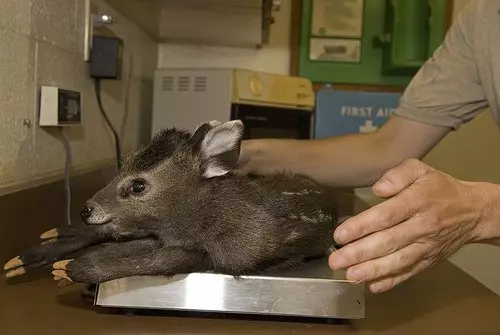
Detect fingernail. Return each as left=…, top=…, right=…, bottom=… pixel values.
left=335, top=229, right=349, bottom=244
left=332, top=254, right=346, bottom=269
left=370, top=283, right=381, bottom=293
left=373, top=179, right=391, bottom=189
left=348, top=268, right=366, bottom=282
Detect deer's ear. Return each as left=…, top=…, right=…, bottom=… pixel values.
left=198, top=120, right=244, bottom=178
left=191, top=120, right=222, bottom=144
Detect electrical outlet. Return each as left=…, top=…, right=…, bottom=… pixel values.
left=39, top=86, right=82, bottom=127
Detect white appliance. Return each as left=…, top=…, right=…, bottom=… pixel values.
left=151, top=68, right=316, bottom=139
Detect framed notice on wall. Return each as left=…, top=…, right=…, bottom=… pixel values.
left=311, top=0, right=364, bottom=38
left=309, top=37, right=361, bottom=63
left=309, top=0, right=363, bottom=63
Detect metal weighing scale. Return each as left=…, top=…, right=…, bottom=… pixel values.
left=94, top=256, right=365, bottom=321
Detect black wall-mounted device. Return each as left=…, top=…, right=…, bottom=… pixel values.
left=89, top=35, right=123, bottom=80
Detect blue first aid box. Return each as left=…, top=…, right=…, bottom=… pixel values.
left=313, top=88, right=403, bottom=139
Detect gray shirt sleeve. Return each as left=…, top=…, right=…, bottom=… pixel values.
left=394, top=1, right=489, bottom=130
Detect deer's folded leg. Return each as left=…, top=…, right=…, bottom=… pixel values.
left=51, top=241, right=210, bottom=284
left=4, top=225, right=105, bottom=279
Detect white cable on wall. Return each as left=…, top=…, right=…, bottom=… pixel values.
left=59, top=128, right=72, bottom=226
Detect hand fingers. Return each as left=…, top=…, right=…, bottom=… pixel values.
left=333, top=193, right=417, bottom=245
left=372, top=159, right=432, bottom=198
left=330, top=215, right=425, bottom=270
left=344, top=242, right=429, bottom=284
left=368, top=260, right=431, bottom=293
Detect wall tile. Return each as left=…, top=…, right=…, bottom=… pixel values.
left=0, top=29, right=35, bottom=185
left=117, top=78, right=150, bottom=150
left=36, top=41, right=88, bottom=92
left=0, top=0, right=31, bottom=36
left=31, top=0, right=78, bottom=52
left=74, top=0, right=88, bottom=57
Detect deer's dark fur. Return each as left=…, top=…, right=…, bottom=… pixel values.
left=4, top=120, right=340, bottom=284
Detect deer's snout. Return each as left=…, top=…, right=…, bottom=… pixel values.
left=79, top=201, right=113, bottom=225
left=80, top=205, right=93, bottom=220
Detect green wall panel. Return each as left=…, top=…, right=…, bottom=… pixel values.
left=298, top=0, right=448, bottom=87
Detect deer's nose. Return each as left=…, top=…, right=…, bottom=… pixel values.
left=80, top=206, right=93, bottom=220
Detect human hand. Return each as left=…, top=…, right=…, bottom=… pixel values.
left=234, top=139, right=274, bottom=176
left=329, top=159, right=500, bottom=293
left=234, top=140, right=254, bottom=175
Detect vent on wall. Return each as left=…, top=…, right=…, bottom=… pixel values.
left=178, top=76, right=190, bottom=91
left=194, top=76, right=207, bottom=92
left=162, top=76, right=174, bottom=91
left=161, top=76, right=208, bottom=92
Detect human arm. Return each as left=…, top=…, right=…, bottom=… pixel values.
left=237, top=115, right=450, bottom=188
left=237, top=1, right=487, bottom=189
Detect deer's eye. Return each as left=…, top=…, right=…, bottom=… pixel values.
left=129, top=179, right=147, bottom=195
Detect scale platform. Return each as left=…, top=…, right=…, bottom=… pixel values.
left=94, top=256, right=365, bottom=320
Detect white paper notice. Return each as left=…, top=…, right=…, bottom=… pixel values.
left=311, top=0, right=364, bottom=38
left=309, top=37, right=361, bottom=63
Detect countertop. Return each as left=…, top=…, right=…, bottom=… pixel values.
left=1, top=194, right=500, bottom=334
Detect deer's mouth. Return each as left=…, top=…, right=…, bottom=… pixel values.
left=84, top=216, right=116, bottom=225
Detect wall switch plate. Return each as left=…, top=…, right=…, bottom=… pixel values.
left=39, top=86, right=82, bottom=127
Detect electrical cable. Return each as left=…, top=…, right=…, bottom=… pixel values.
left=59, top=128, right=73, bottom=226
left=94, top=78, right=122, bottom=171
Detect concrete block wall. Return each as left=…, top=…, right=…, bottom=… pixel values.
left=0, top=0, right=158, bottom=194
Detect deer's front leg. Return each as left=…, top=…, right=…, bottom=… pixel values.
left=4, top=225, right=106, bottom=279
left=52, top=242, right=211, bottom=284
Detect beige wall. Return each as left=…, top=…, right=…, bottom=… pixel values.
left=0, top=0, right=157, bottom=194
left=423, top=112, right=500, bottom=184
